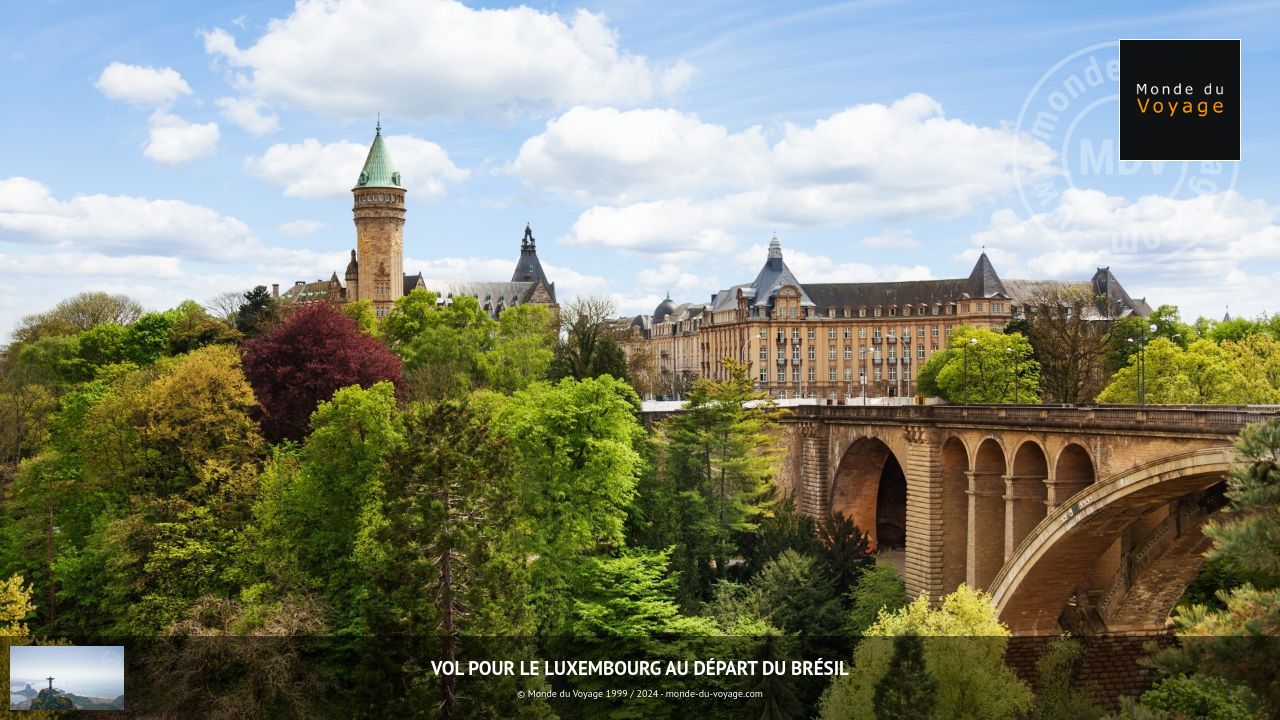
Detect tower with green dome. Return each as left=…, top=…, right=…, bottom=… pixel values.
left=350, top=120, right=406, bottom=317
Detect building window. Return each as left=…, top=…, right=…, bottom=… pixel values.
left=759, top=368, right=768, bottom=382
left=889, top=306, right=897, bottom=316
left=792, top=347, right=800, bottom=361
left=858, top=327, right=866, bottom=339
left=844, top=367, right=852, bottom=381
left=792, top=369, right=800, bottom=383
left=904, top=306, right=911, bottom=316
left=778, top=370, right=786, bottom=383
left=992, top=302, right=1004, bottom=312
left=932, top=343, right=939, bottom=352
left=759, top=347, right=767, bottom=359
left=931, top=324, right=939, bottom=337
left=873, top=328, right=882, bottom=340
left=808, top=347, right=816, bottom=360
left=829, top=368, right=837, bottom=381
left=843, top=327, right=852, bottom=339
left=808, top=368, right=816, bottom=381
left=759, top=328, right=767, bottom=339
left=860, top=348, right=867, bottom=360
left=844, top=346, right=852, bottom=360
left=807, top=328, right=815, bottom=340
left=874, top=307, right=882, bottom=317
left=828, top=347, right=836, bottom=360
left=859, top=369, right=866, bottom=382
left=875, top=369, right=882, bottom=381
left=828, top=328, right=837, bottom=340
left=977, top=302, right=984, bottom=312
left=945, top=326, right=953, bottom=337
left=917, top=345, right=925, bottom=358
left=859, top=307, right=867, bottom=317
left=828, top=308, right=835, bottom=318
left=917, top=327, right=925, bottom=337
left=889, top=368, right=897, bottom=381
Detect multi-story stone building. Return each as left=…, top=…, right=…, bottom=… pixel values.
left=621, top=237, right=1150, bottom=400
left=277, top=122, right=557, bottom=320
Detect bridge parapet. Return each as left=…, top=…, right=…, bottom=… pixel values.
left=781, top=404, right=1278, bottom=434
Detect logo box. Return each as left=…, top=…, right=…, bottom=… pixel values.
left=1119, top=39, right=1240, bottom=161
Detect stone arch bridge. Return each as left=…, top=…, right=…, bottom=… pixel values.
left=650, top=403, right=1278, bottom=636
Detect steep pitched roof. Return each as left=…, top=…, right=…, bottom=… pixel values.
left=741, top=237, right=814, bottom=308
left=511, top=224, right=555, bottom=302
left=966, top=252, right=1008, bottom=298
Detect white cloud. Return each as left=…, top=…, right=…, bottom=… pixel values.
left=276, top=219, right=325, bottom=236
left=144, top=112, right=220, bottom=164
left=635, top=263, right=718, bottom=299
left=510, top=106, right=767, bottom=204
left=861, top=229, right=920, bottom=250
left=969, top=188, right=1280, bottom=320
left=202, top=0, right=691, bottom=120
left=565, top=195, right=758, bottom=260
left=529, top=95, right=1056, bottom=256
left=0, top=176, right=255, bottom=261
left=246, top=134, right=468, bottom=199
left=215, top=96, right=279, bottom=135
left=0, top=252, right=186, bottom=279
left=96, top=62, right=192, bottom=107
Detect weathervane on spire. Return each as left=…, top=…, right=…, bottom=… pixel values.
left=376, top=112, right=381, bottom=134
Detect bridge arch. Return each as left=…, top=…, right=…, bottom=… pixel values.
left=830, top=437, right=907, bottom=553
left=1051, top=443, right=1096, bottom=508
left=990, top=447, right=1235, bottom=635
left=968, top=437, right=1007, bottom=589
left=940, top=436, right=969, bottom=593
left=1008, top=441, right=1050, bottom=560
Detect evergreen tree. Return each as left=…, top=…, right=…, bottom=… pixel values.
left=235, top=285, right=278, bottom=336
left=872, top=635, right=936, bottom=720
left=661, top=358, right=782, bottom=606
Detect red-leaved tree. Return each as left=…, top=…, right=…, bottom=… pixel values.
left=242, top=302, right=402, bottom=442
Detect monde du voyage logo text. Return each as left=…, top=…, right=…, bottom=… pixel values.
left=1120, top=39, right=1240, bottom=161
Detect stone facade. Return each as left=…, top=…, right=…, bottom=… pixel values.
left=620, top=238, right=1150, bottom=400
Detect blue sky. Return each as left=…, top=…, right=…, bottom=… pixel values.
left=10, top=645, right=124, bottom=697
left=2, top=0, right=1278, bottom=339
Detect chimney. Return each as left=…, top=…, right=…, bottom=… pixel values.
left=272, top=283, right=279, bottom=297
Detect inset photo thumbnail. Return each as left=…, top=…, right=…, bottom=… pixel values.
left=9, top=645, right=124, bottom=711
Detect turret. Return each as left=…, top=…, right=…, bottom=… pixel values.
left=352, top=120, right=406, bottom=318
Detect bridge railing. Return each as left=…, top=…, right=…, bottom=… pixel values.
left=781, top=403, right=1280, bottom=433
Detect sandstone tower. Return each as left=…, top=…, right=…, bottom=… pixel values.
left=351, top=121, right=405, bottom=318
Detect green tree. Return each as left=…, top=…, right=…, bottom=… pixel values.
left=815, top=512, right=874, bottom=596
left=846, top=565, right=907, bottom=637
left=819, top=585, right=1032, bottom=720
left=550, top=295, right=629, bottom=382
left=1024, top=635, right=1105, bottom=720
left=1096, top=338, right=1196, bottom=404
left=872, top=635, right=937, bottom=720
left=387, top=290, right=497, bottom=399
left=235, top=285, right=279, bottom=336
left=1123, top=675, right=1259, bottom=720
left=369, top=399, right=535, bottom=719
left=76, top=322, right=128, bottom=370
left=1153, top=419, right=1280, bottom=715
left=485, top=376, right=644, bottom=634
left=121, top=310, right=179, bottom=365
left=1222, top=334, right=1280, bottom=404
left=248, top=383, right=399, bottom=632
left=0, top=575, right=34, bottom=634
left=14, top=291, right=142, bottom=344
left=917, top=326, right=1038, bottom=403
left=478, top=304, right=555, bottom=393
left=341, top=299, right=378, bottom=335
left=749, top=549, right=845, bottom=641
left=571, top=547, right=713, bottom=637
left=661, top=358, right=782, bottom=605
left=165, top=299, right=240, bottom=354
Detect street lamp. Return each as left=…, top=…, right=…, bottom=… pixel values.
left=1129, top=323, right=1158, bottom=405
left=1006, top=346, right=1017, bottom=404
left=963, top=337, right=978, bottom=404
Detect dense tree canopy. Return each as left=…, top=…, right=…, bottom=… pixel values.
left=917, top=326, right=1039, bottom=403
left=242, top=302, right=402, bottom=441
